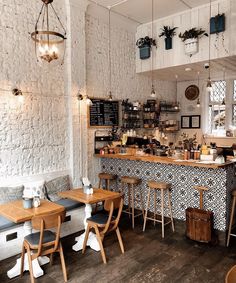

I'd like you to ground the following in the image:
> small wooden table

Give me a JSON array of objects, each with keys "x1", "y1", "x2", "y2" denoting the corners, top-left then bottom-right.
[
  {"x1": 0, "y1": 200, "x2": 65, "y2": 279},
  {"x1": 59, "y1": 188, "x2": 120, "y2": 252}
]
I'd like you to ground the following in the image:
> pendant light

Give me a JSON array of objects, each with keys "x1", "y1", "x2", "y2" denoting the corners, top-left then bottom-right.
[
  {"x1": 196, "y1": 71, "x2": 201, "y2": 107},
  {"x1": 174, "y1": 74, "x2": 179, "y2": 110},
  {"x1": 150, "y1": 0, "x2": 156, "y2": 98},
  {"x1": 221, "y1": 67, "x2": 226, "y2": 105},
  {"x1": 31, "y1": 0, "x2": 66, "y2": 65},
  {"x1": 206, "y1": 0, "x2": 212, "y2": 92},
  {"x1": 108, "y1": 8, "x2": 113, "y2": 101}
]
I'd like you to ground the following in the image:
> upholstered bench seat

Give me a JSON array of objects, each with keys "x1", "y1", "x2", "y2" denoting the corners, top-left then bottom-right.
[
  {"x1": 0, "y1": 216, "x2": 17, "y2": 231},
  {"x1": 55, "y1": 199, "x2": 84, "y2": 211}
]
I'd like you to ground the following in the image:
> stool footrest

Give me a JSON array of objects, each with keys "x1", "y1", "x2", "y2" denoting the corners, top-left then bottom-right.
[
  {"x1": 230, "y1": 233, "x2": 236, "y2": 237},
  {"x1": 146, "y1": 217, "x2": 172, "y2": 225},
  {"x1": 123, "y1": 210, "x2": 143, "y2": 218}
]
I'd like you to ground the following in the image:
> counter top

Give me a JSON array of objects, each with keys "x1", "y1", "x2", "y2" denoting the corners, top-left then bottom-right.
[{"x1": 95, "y1": 154, "x2": 235, "y2": 169}]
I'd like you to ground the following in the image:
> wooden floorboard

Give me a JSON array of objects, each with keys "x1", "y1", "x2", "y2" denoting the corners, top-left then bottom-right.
[{"x1": 1, "y1": 215, "x2": 236, "y2": 283}]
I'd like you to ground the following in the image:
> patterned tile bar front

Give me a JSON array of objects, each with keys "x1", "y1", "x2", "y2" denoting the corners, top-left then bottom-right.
[{"x1": 99, "y1": 157, "x2": 236, "y2": 231}]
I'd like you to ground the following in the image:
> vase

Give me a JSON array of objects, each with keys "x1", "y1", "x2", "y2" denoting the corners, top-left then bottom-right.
[
  {"x1": 184, "y1": 38, "x2": 198, "y2": 56},
  {"x1": 165, "y1": 37, "x2": 172, "y2": 50},
  {"x1": 139, "y1": 45, "x2": 151, "y2": 60}
]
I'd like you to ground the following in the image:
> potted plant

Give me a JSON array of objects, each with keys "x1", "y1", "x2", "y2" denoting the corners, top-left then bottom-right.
[
  {"x1": 179, "y1": 28, "x2": 208, "y2": 56},
  {"x1": 136, "y1": 36, "x2": 157, "y2": 60},
  {"x1": 210, "y1": 13, "x2": 225, "y2": 34},
  {"x1": 159, "y1": 26, "x2": 178, "y2": 50}
]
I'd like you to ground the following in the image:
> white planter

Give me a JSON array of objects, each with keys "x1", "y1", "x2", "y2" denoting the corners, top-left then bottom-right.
[{"x1": 184, "y1": 38, "x2": 198, "y2": 56}]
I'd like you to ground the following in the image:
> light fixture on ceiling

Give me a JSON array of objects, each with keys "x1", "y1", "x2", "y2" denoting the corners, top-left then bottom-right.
[
  {"x1": 150, "y1": 0, "x2": 157, "y2": 99},
  {"x1": 206, "y1": 0, "x2": 212, "y2": 92},
  {"x1": 196, "y1": 71, "x2": 201, "y2": 107},
  {"x1": 31, "y1": 0, "x2": 66, "y2": 64},
  {"x1": 108, "y1": 8, "x2": 113, "y2": 101}
]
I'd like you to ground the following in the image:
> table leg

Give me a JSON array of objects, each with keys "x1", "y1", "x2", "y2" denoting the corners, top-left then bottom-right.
[
  {"x1": 73, "y1": 203, "x2": 100, "y2": 252},
  {"x1": 7, "y1": 221, "x2": 50, "y2": 279}
]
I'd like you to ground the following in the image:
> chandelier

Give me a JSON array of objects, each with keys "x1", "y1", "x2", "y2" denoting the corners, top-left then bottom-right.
[{"x1": 31, "y1": 0, "x2": 66, "y2": 64}]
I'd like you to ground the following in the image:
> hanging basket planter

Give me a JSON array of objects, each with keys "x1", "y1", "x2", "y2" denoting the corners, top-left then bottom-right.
[
  {"x1": 139, "y1": 45, "x2": 151, "y2": 59},
  {"x1": 184, "y1": 38, "x2": 198, "y2": 56},
  {"x1": 165, "y1": 38, "x2": 172, "y2": 50},
  {"x1": 210, "y1": 13, "x2": 225, "y2": 34},
  {"x1": 136, "y1": 36, "x2": 157, "y2": 60}
]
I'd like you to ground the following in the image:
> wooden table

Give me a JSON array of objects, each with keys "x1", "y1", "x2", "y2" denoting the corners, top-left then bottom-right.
[
  {"x1": 0, "y1": 200, "x2": 65, "y2": 279},
  {"x1": 59, "y1": 188, "x2": 120, "y2": 252}
]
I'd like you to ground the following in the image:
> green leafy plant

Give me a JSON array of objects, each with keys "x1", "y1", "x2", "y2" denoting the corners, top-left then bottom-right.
[
  {"x1": 136, "y1": 36, "x2": 157, "y2": 48},
  {"x1": 159, "y1": 26, "x2": 178, "y2": 38},
  {"x1": 179, "y1": 28, "x2": 208, "y2": 42}
]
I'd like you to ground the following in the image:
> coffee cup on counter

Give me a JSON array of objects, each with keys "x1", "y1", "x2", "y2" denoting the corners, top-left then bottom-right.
[{"x1": 22, "y1": 197, "x2": 33, "y2": 209}]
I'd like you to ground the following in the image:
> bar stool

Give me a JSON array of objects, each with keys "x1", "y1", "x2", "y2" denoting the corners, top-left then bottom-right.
[
  {"x1": 143, "y1": 181, "x2": 175, "y2": 238},
  {"x1": 227, "y1": 189, "x2": 236, "y2": 247},
  {"x1": 98, "y1": 173, "x2": 117, "y2": 190},
  {"x1": 120, "y1": 176, "x2": 144, "y2": 229}
]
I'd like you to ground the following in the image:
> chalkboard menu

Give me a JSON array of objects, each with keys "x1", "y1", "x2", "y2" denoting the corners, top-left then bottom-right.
[{"x1": 89, "y1": 99, "x2": 119, "y2": 127}]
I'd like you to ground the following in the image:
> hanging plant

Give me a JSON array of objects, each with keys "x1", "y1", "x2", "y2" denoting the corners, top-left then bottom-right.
[
  {"x1": 159, "y1": 26, "x2": 178, "y2": 50},
  {"x1": 210, "y1": 13, "x2": 225, "y2": 34},
  {"x1": 136, "y1": 36, "x2": 157, "y2": 60},
  {"x1": 179, "y1": 28, "x2": 208, "y2": 56}
]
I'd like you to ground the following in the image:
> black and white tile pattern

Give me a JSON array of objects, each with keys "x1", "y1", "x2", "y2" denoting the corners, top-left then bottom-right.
[{"x1": 100, "y1": 158, "x2": 236, "y2": 231}]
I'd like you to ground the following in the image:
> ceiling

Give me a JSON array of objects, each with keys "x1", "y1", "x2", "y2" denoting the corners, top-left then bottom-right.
[{"x1": 91, "y1": 0, "x2": 216, "y2": 24}]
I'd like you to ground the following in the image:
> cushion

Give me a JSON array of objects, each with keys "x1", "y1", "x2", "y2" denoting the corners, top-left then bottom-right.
[
  {"x1": 45, "y1": 175, "x2": 70, "y2": 202},
  {"x1": 0, "y1": 186, "x2": 24, "y2": 205},
  {"x1": 23, "y1": 180, "x2": 45, "y2": 199},
  {"x1": 0, "y1": 216, "x2": 16, "y2": 230},
  {"x1": 24, "y1": 230, "x2": 56, "y2": 246},
  {"x1": 55, "y1": 199, "x2": 83, "y2": 211},
  {"x1": 87, "y1": 213, "x2": 115, "y2": 225}
]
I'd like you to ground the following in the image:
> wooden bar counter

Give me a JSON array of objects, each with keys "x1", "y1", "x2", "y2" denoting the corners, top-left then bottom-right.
[{"x1": 95, "y1": 153, "x2": 236, "y2": 236}]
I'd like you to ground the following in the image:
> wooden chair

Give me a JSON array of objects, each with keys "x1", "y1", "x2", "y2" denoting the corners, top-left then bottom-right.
[
  {"x1": 227, "y1": 189, "x2": 236, "y2": 247},
  {"x1": 82, "y1": 195, "x2": 124, "y2": 264},
  {"x1": 225, "y1": 265, "x2": 236, "y2": 283},
  {"x1": 20, "y1": 210, "x2": 67, "y2": 283}
]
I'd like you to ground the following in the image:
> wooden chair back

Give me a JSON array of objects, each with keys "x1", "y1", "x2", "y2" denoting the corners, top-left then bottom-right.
[
  {"x1": 31, "y1": 210, "x2": 65, "y2": 257},
  {"x1": 225, "y1": 265, "x2": 236, "y2": 283},
  {"x1": 102, "y1": 195, "x2": 124, "y2": 234}
]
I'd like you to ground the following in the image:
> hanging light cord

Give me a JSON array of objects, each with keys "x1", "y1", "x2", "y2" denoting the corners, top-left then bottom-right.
[
  {"x1": 208, "y1": 0, "x2": 212, "y2": 80},
  {"x1": 108, "y1": 8, "x2": 112, "y2": 96},
  {"x1": 151, "y1": 0, "x2": 154, "y2": 89},
  {"x1": 50, "y1": 3, "x2": 67, "y2": 36}
]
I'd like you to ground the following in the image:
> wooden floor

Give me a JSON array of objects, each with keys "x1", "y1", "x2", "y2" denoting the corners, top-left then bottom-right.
[{"x1": 1, "y1": 216, "x2": 236, "y2": 283}]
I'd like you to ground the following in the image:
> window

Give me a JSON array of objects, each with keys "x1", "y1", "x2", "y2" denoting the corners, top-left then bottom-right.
[
  {"x1": 207, "y1": 79, "x2": 236, "y2": 136},
  {"x1": 208, "y1": 80, "x2": 226, "y2": 135}
]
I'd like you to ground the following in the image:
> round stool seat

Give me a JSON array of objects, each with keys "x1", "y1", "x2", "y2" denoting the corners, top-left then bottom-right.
[
  {"x1": 232, "y1": 189, "x2": 236, "y2": 197},
  {"x1": 148, "y1": 181, "x2": 171, "y2": 190},
  {"x1": 121, "y1": 176, "x2": 141, "y2": 185},
  {"x1": 98, "y1": 173, "x2": 117, "y2": 180}
]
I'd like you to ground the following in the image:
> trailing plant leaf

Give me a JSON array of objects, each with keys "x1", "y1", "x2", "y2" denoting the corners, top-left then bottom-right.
[
  {"x1": 179, "y1": 28, "x2": 208, "y2": 42},
  {"x1": 136, "y1": 36, "x2": 157, "y2": 48},
  {"x1": 159, "y1": 26, "x2": 178, "y2": 38}
]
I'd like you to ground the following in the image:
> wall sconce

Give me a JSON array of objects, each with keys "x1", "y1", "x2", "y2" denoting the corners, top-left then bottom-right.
[{"x1": 77, "y1": 93, "x2": 92, "y2": 105}]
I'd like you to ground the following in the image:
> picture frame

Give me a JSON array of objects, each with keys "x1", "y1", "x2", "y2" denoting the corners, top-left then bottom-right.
[
  {"x1": 181, "y1": 116, "x2": 190, "y2": 129},
  {"x1": 191, "y1": 115, "x2": 201, "y2": 128},
  {"x1": 181, "y1": 115, "x2": 201, "y2": 129}
]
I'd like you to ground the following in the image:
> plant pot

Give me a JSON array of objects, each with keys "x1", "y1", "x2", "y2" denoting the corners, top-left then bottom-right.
[
  {"x1": 139, "y1": 45, "x2": 151, "y2": 60},
  {"x1": 184, "y1": 38, "x2": 198, "y2": 56},
  {"x1": 165, "y1": 37, "x2": 172, "y2": 50},
  {"x1": 210, "y1": 14, "x2": 225, "y2": 34}
]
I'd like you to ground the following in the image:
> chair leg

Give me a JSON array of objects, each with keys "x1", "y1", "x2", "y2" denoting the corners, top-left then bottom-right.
[
  {"x1": 20, "y1": 244, "x2": 25, "y2": 277},
  {"x1": 139, "y1": 187, "x2": 145, "y2": 219},
  {"x1": 50, "y1": 253, "x2": 53, "y2": 266},
  {"x1": 98, "y1": 178, "x2": 101, "y2": 189},
  {"x1": 143, "y1": 188, "x2": 151, "y2": 232},
  {"x1": 167, "y1": 189, "x2": 175, "y2": 232},
  {"x1": 116, "y1": 227, "x2": 124, "y2": 254},
  {"x1": 128, "y1": 185, "x2": 131, "y2": 218},
  {"x1": 59, "y1": 243, "x2": 68, "y2": 282},
  {"x1": 227, "y1": 196, "x2": 236, "y2": 247},
  {"x1": 26, "y1": 246, "x2": 35, "y2": 283},
  {"x1": 107, "y1": 179, "x2": 110, "y2": 190},
  {"x1": 94, "y1": 226, "x2": 107, "y2": 264},
  {"x1": 131, "y1": 185, "x2": 135, "y2": 229},
  {"x1": 161, "y1": 189, "x2": 165, "y2": 238},
  {"x1": 154, "y1": 189, "x2": 157, "y2": 227},
  {"x1": 82, "y1": 224, "x2": 90, "y2": 254}
]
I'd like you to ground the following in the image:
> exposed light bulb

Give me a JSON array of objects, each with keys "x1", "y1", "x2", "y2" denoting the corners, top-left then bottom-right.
[
  {"x1": 222, "y1": 98, "x2": 225, "y2": 106},
  {"x1": 150, "y1": 85, "x2": 156, "y2": 98},
  {"x1": 196, "y1": 98, "x2": 200, "y2": 108},
  {"x1": 108, "y1": 91, "x2": 113, "y2": 101},
  {"x1": 85, "y1": 95, "x2": 92, "y2": 106},
  {"x1": 206, "y1": 78, "x2": 212, "y2": 92}
]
